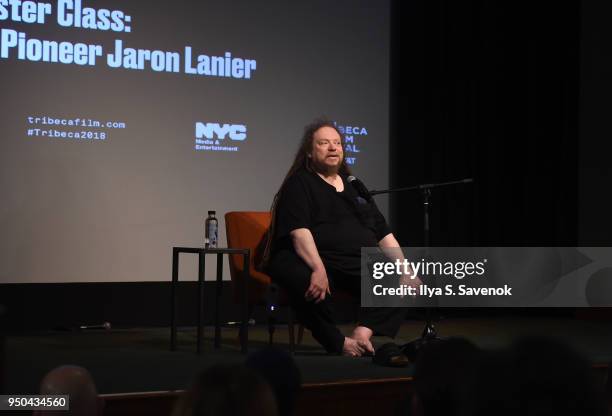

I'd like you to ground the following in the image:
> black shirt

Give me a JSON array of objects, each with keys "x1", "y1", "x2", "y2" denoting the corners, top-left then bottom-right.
[{"x1": 273, "y1": 168, "x2": 391, "y2": 275}]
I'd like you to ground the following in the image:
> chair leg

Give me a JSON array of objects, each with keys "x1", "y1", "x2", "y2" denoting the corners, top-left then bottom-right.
[
  {"x1": 297, "y1": 324, "x2": 304, "y2": 346},
  {"x1": 268, "y1": 306, "x2": 276, "y2": 346},
  {"x1": 267, "y1": 284, "x2": 279, "y2": 346},
  {"x1": 238, "y1": 304, "x2": 253, "y2": 351},
  {"x1": 288, "y1": 308, "x2": 295, "y2": 354},
  {"x1": 287, "y1": 307, "x2": 304, "y2": 347}
]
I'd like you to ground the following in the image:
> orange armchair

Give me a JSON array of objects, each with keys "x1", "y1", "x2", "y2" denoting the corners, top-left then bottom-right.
[{"x1": 225, "y1": 211, "x2": 301, "y2": 350}]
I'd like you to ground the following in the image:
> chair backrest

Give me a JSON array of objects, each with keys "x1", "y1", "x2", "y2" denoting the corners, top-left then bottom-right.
[{"x1": 225, "y1": 211, "x2": 272, "y2": 304}]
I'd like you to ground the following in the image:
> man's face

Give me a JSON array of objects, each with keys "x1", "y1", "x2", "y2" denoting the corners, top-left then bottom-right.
[{"x1": 310, "y1": 126, "x2": 344, "y2": 173}]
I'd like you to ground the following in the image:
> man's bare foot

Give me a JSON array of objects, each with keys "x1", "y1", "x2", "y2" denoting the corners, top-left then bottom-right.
[
  {"x1": 351, "y1": 326, "x2": 375, "y2": 355},
  {"x1": 343, "y1": 337, "x2": 368, "y2": 357}
]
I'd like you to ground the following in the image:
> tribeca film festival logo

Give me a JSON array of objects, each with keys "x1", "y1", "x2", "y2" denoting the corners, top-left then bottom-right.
[
  {"x1": 194, "y1": 121, "x2": 246, "y2": 152},
  {"x1": 334, "y1": 122, "x2": 367, "y2": 165}
]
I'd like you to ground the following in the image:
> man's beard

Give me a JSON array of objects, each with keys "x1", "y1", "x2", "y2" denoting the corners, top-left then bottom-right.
[{"x1": 314, "y1": 160, "x2": 341, "y2": 175}]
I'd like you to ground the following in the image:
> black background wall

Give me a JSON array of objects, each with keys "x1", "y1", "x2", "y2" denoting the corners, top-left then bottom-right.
[
  {"x1": 390, "y1": 0, "x2": 581, "y2": 247},
  {"x1": 579, "y1": 0, "x2": 612, "y2": 245},
  {"x1": 389, "y1": 0, "x2": 612, "y2": 321}
]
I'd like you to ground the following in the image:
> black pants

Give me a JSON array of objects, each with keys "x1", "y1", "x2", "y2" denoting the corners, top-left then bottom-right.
[{"x1": 267, "y1": 249, "x2": 407, "y2": 354}]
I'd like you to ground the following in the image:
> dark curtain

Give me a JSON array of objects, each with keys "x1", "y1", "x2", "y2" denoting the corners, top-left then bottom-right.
[{"x1": 390, "y1": 0, "x2": 580, "y2": 247}]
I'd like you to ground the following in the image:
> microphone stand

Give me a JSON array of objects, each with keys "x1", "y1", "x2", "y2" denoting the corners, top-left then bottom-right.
[{"x1": 370, "y1": 178, "x2": 473, "y2": 358}]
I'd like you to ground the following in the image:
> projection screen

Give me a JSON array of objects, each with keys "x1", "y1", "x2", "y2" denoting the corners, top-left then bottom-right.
[{"x1": 0, "y1": 0, "x2": 390, "y2": 283}]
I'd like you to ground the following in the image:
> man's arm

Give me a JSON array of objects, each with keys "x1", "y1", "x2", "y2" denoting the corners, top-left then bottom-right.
[
  {"x1": 378, "y1": 233, "x2": 403, "y2": 256},
  {"x1": 378, "y1": 233, "x2": 422, "y2": 289},
  {"x1": 290, "y1": 228, "x2": 330, "y2": 303}
]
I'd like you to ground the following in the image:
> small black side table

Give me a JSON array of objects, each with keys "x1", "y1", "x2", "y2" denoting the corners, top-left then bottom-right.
[{"x1": 170, "y1": 247, "x2": 250, "y2": 354}]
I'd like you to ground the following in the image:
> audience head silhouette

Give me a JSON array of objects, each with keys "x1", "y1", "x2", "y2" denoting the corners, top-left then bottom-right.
[
  {"x1": 173, "y1": 363, "x2": 278, "y2": 416},
  {"x1": 34, "y1": 365, "x2": 103, "y2": 416},
  {"x1": 471, "y1": 336, "x2": 607, "y2": 416},
  {"x1": 412, "y1": 337, "x2": 482, "y2": 416},
  {"x1": 246, "y1": 347, "x2": 302, "y2": 416}
]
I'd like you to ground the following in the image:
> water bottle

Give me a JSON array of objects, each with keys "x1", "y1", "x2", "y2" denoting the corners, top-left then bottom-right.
[{"x1": 205, "y1": 210, "x2": 218, "y2": 248}]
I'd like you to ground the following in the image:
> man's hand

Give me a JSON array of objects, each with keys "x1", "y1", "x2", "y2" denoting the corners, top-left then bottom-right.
[
  {"x1": 378, "y1": 233, "x2": 422, "y2": 298},
  {"x1": 399, "y1": 271, "x2": 422, "y2": 298},
  {"x1": 343, "y1": 337, "x2": 369, "y2": 357},
  {"x1": 289, "y1": 228, "x2": 329, "y2": 303},
  {"x1": 305, "y1": 267, "x2": 331, "y2": 303}
]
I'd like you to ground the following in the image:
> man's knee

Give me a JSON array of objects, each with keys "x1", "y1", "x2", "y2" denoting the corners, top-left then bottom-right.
[{"x1": 267, "y1": 250, "x2": 312, "y2": 295}]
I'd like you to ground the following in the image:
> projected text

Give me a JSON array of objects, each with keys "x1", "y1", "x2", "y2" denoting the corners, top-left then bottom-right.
[
  {"x1": 26, "y1": 114, "x2": 126, "y2": 141},
  {"x1": 0, "y1": 0, "x2": 257, "y2": 78}
]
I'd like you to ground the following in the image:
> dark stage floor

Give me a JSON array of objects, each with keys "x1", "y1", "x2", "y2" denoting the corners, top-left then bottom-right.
[{"x1": 4, "y1": 316, "x2": 612, "y2": 395}]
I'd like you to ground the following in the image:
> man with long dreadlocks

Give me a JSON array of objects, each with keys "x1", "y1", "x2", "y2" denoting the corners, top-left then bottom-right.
[{"x1": 263, "y1": 118, "x2": 419, "y2": 365}]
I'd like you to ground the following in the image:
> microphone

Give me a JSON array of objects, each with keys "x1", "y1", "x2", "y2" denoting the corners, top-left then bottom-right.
[
  {"x1": 79, "y1": 322, "x2": 112, "y2": 330},
  {"x1": 347, "y1": 176, "x2": 372, "y2": 202}
]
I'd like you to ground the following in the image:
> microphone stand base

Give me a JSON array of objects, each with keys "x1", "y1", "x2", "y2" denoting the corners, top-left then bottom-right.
[{"x1": 400, "y1": 323, "x2": 446, "y2": 362}]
